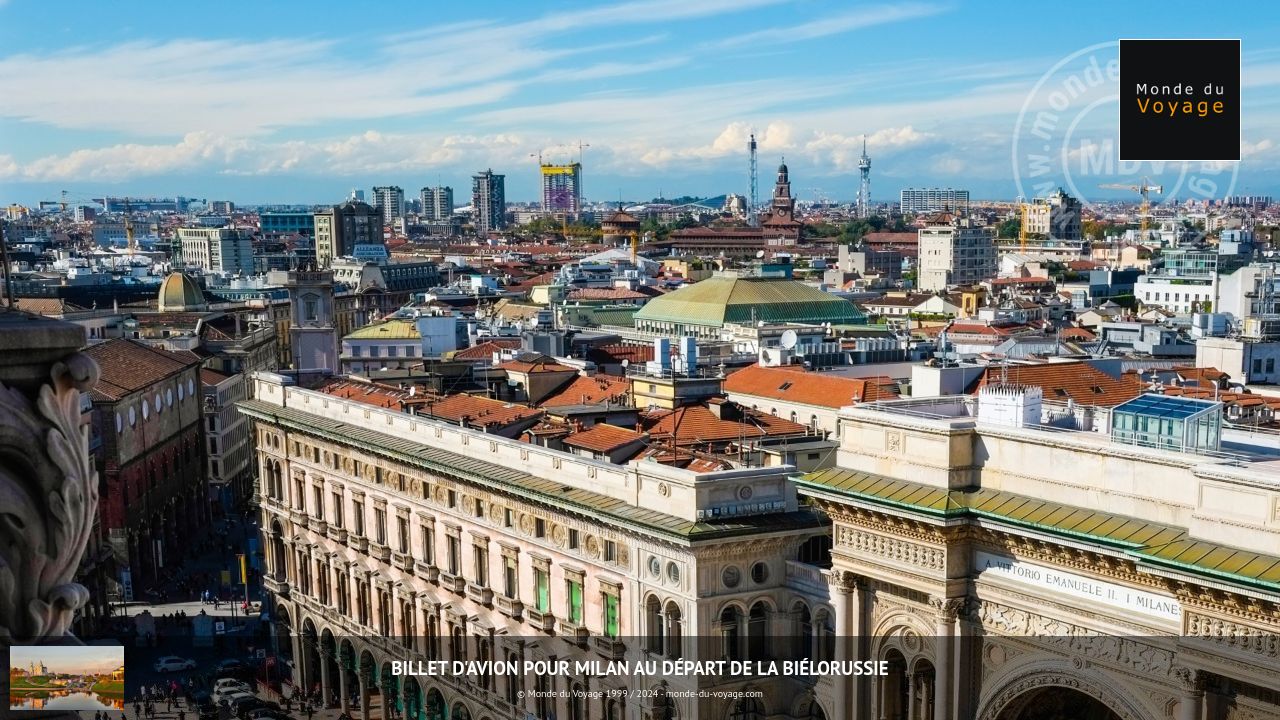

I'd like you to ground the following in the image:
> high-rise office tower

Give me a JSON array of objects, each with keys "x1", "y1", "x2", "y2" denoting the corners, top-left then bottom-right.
[{"x1": 472, "y1": 170, "x2": 507, "y2": 234}]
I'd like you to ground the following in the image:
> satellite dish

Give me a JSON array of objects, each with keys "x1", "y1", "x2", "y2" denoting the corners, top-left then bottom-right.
[
  {"x1": 621, "y1": 359, "x2": 630, "y2": 368},
  {"x1": 780, "y1": 329, "x2": 799, "y2": 349},
  {"x1": 756, "y1": 249, "x2": 766, "y2": 259}
]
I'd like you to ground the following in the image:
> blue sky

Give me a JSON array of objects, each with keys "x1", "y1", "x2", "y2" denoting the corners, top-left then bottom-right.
[
  {"x1": 10, "y1": 645, "x2": 123, "y2": 674},
  {"x1": 0, "y1": 0, "x2": 1278, "y2": 206}
]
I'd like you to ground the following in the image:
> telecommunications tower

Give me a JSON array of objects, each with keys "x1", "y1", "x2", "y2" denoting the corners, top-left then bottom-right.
[
  {"x1": 748, "y1": 133, "x2": 759, "y2": 226},
  {"x1": 857, "y1": 135, "x2": 871, "y2": 218}
]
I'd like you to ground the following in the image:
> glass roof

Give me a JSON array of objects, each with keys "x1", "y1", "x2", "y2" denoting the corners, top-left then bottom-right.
[{"x1": 1112, "y1": 393, "x2": 1219, "y2": 419}]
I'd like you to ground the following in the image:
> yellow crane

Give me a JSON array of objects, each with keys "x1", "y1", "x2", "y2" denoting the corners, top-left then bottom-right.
[
  {"x1": 1019, "y1": 202, "x2": 1029, "y2": 252},
  {"x1": 1099, "y1": 177, "x2": 1162, "y2": 241}
]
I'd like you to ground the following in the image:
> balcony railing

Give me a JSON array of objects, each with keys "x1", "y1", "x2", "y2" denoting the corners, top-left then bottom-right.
[
  {"x1": 495, "y1": 595, "x2": 523, "y2": 620},
  {"x1": 593, "y1": 636, "x2": 625, "y2": 661},
  {"x1": 439, "y1": 571, "x2": 466, "y2": 595},
  {"x1": 785, "y1": 560, "x2": 830, "y2": 597},
  {"x1": 416, "y1": 562, "x2": 440, "y2": 583},
  {"x1": 369, "y1": 542, "x2": 392, "y2": 563},
  {"x1": 466, "y1": 583, "x2": 494, "y2": 607},
  {"x1": 558, "y1": 619, "x2": 589, "y2": 646},
  {"x1": 524, "y1": 608, "x2": 556, "y2": 633}
]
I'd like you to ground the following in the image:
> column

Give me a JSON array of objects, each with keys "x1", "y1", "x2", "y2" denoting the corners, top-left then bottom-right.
[
  {"x1": 359, "y1": 672, "x2": 371, "y2": 720},
  {"x1": 905, "y1": 670, "x2": 918, "y2": 720},
  {"x1": 319, "y1": 644, "x2": 331, "y2": 709},
  {"x1": 930, "y1": 597, "x2": 959, "y2": 720},
  {"x1": 1177, "y1": 668, "x2": 1204, "y2": 720},
  {"x1": 825, "y1": 570, "x2": 853, "y2": 720},
  {"x1": 850, "y1": 577, "x2": 868, "y2": 720},
  {"x1": 339, "y1": 658, "x2": 350, "y2": 715},
  {"x1": 290, "y1": 627, "x2": 306, "y2": 698}
]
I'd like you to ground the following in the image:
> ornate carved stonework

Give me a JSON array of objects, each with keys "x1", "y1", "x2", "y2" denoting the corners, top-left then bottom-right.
[
  {"x1": 1185, "y1": 613, "x2": 1280, "y2": 659},
  {"x1": 0, "y1": 314, "x2": 100, "y2": 643},
  {"x1": 837, "y1": 525, "x2": 945, "y2": 571},
  {"x1": 975, "y1": 600, "x2": 1175, "y2": 677}
]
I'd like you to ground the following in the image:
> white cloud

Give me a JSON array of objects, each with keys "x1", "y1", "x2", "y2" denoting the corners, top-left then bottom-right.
[
  {"x1": 711, "y1": 3, "x2": 947, "y2": 49},
  {"x1": 0, "y1": 0, "x2": 777, "y2": 138}
]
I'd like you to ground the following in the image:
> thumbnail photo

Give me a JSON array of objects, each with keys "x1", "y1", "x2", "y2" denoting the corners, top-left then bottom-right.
[{"x1": 9, "y1": 645, "x2": 125, "y2": 714}]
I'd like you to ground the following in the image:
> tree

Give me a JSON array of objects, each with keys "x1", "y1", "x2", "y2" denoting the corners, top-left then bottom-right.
[{"x1": 996, "y1": 218, "x2": 1021, "y2": 239}]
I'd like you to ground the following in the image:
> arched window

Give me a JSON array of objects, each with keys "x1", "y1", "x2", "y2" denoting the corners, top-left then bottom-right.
[
  {"x1": 790, "y1": 411, "x2": 798, "y2": 423},
  {"x1": 664, "y1": 601, "x2": 683, "y2": 660},
  {"x1": 719, "y1": 606, "x2": 742, "y2": 662},
  {"x1": 729, "y1": 698, "x2": 763, "y2": 720},
  {"x1": 792, "y1": 602, "x2": 812, "y2": 661},
  {"x1": 646, "y1": 596, "x2": 664, "y2": 654},
  {"x1": 748, "y1": 602, "x2": 768, "y2": 661},
  {"x1": 652, "y1": 686, "x2": 676, "y2": 720},
  {"x1": 814, "y1": 610, "x2": 835, "y2": 662},
  {"x1": 569, "y1": 683, "x2": 586, "y2": 720},
  {"x1": 452, "y1": 703, "x2": 472, "y2": 720}
]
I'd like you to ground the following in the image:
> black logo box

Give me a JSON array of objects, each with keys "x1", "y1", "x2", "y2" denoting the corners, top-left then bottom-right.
[{"x1": 1119, "y1": 39, "x2": 1240, "y2": 162}]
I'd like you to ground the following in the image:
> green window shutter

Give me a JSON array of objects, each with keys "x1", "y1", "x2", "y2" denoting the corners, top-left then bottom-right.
[
  {"x1": 604, "y1": 594, "x2": 620, "y2": 638},
  {"x1": 536, "y1": 570, "x2": 550, "y2": 612},
  {"x1": 569, "y1": 581, "x2": 583, "y2": 624}
]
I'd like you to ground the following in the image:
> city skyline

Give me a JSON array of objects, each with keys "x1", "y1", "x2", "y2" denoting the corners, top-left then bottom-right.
[
  {"x1": 9, "y1": 645, "x2": 123, "y2": 675},
  {"x1": 0, "y1": 0, "x2": 1278, "y2": 205}
]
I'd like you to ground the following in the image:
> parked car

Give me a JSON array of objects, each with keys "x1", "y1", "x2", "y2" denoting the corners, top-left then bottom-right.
[
  {"x1": 232, "y1": 696, "x2": 279, "y2": 720},
  {"x1": 214, "y1": 688, "x2": 256, "y2": 706},
  {"x1": 214, "y1": 678, "x2": 251, "y2": 693},
  {"x1": 153, "y1": 656, "x2": 197, "y2": 673},
  {"x1": 247, "y1": 709, "x2": 292, "y2": 720}
]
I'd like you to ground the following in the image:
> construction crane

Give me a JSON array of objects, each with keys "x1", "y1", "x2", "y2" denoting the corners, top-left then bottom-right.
[
  {"x1": 1099, "y1": 177, "x2": 1162, "y2": 241},
  {"x1": 123, "y1": 197, "x2": 136, "y2": 256}
]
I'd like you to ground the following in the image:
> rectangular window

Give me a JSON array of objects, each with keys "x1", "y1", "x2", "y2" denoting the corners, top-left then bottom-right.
[
  {"x1": 1269, "y1": 358, "x2": 1276, "y2": 374},
  {"x1": 604, "y1": 593, "x2": 620, "y2": 638},
  {"x1": 332, "y1": 492, "x2": 344, "y2": 528},
  {"x1": 567, "y1": 579, "x2": 583, "y2": 624},
  {"x1": 447, "y1": 490, "x2": 457, "y2": 508},
  {"x1": 352, "y1": 501, "x2": 364, "y2": 535},
  {"x1": 535, "y1": 568, "x2": 550, "y2": 612},
  {"x1": 504, "y1": 556, "x2": 518, "y2": 600},
  {"x1": 535, "y1": 518, "x2": 545, "y2": 538},
  {"x1": 568, "y1": 529, "x2": 579, "y2": 550},
  {"x1": 397, "y1": 516, "x2": 409, "y2": 553},
  {"x1": 374, "y1": 508, "x2": 387, "y2": 545},
  {"x1": 421, "y1": 525, "x2": 435, "y2": 564},
  {"x1": 473, "y1": 545, "x2": 488, "y2": 586},
  {"x1": 504, "y1": 509, "x2": 513, "y2": 528},
  {"x1": 604, "y1": 541, "x2": 616, "y2": 562},
  {"x1": 312, "y1": 486, "x2": 324, "y2": 521},
  {"x1": 447, "y1": 535, "x2": 460, "y2": 574},
  {"x1": 474, "y1": 498, "x2": 484, "y2": 518}
]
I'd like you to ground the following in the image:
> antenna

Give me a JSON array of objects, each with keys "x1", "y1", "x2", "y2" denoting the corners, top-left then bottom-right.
[
  {"x1": 857, "y1": 134, "x2": 871, "y2": 219},
  {"x1": 748, "y1": 132, "x2": 759, "y2": 227}
]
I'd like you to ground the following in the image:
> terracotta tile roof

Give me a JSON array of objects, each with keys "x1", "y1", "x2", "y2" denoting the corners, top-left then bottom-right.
[
  {"x1": 83, "y1": 338, "x2": 201, "y2": 401},
  {"x1": 1068, "y1": 260, "x2": 1102, "y2": 271},
  {"x1": 863, "y1": 293, "x2": 932, "y2": 308},
  {"x1": 563, "y1": 423, "x2": 648, "y2": 454},
  {"x1": 640, "y1": 404, "x2": 810, "y2": 445},
  {"x1": 1058, "y1": 327, "x2": 1097, "y2": 341},
  {"x1": 452, "y1": 339, "x2": 522, "y2": 361},
  {"x1": 200, "y1": 368, "x2": 230, "y2": 387},
  {"x1": 539, "y1": 374, "x2": 633, "y2": 408},
  {"x1": 1169, "y1": 366, "x2": 1229, "y2": 388},
  {"x1": 585, "y1": 343, "x2": 655, "y2": 367},
  {"x1": 967, "y1": 361, "x2": 1143, "y2": 407},
  {"x1": 320, "y1": 379, "x2": 411, "y2": 409},
  {"x1": 566, "y1": 287, "x2": 651, "y2": 301},
  {"x1": 989, "y1": 276, "x2": 1054, "y2": 286},
  {"x1": 415, "y1": 393, "x2": 543, "y2": 428},
  {"x1": 497, "y1": 356, "x2": 576, "y2": 374},
  {"x1": 722, "y1": 364, "x2": 899, "y2": 408}
]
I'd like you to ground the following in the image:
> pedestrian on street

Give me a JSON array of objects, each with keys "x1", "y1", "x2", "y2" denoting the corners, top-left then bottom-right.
[{"x1": 307, "y1": 703, "x2": 315, "y2": 720}]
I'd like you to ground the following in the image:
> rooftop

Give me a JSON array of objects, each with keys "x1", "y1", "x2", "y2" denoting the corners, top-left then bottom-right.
[
  {"x1": 723, "y1": 364, "x2": 899, "y2": 409},
  {"x1": 83, "y1": 338, "x2": 201, "y2": 401},
  {"x1": 633, "y1": 274, "x2": 866, "y2": 328},
  {"x1": 343, "y1": 318, "x2": 421, "y2": 341}
]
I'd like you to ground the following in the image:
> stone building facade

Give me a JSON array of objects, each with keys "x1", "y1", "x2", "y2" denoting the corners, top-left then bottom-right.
[
  {"x1": 242, "y1": 372, "x2": 840, "y2": 720},
  {"x1": 797, "y1": 389, "x2": 1280, "y2": 720}
]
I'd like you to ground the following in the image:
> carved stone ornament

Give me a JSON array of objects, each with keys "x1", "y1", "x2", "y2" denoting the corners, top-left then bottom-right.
[{"x1": 0, "y1": 312, "x2": 101, "y2": 644}]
